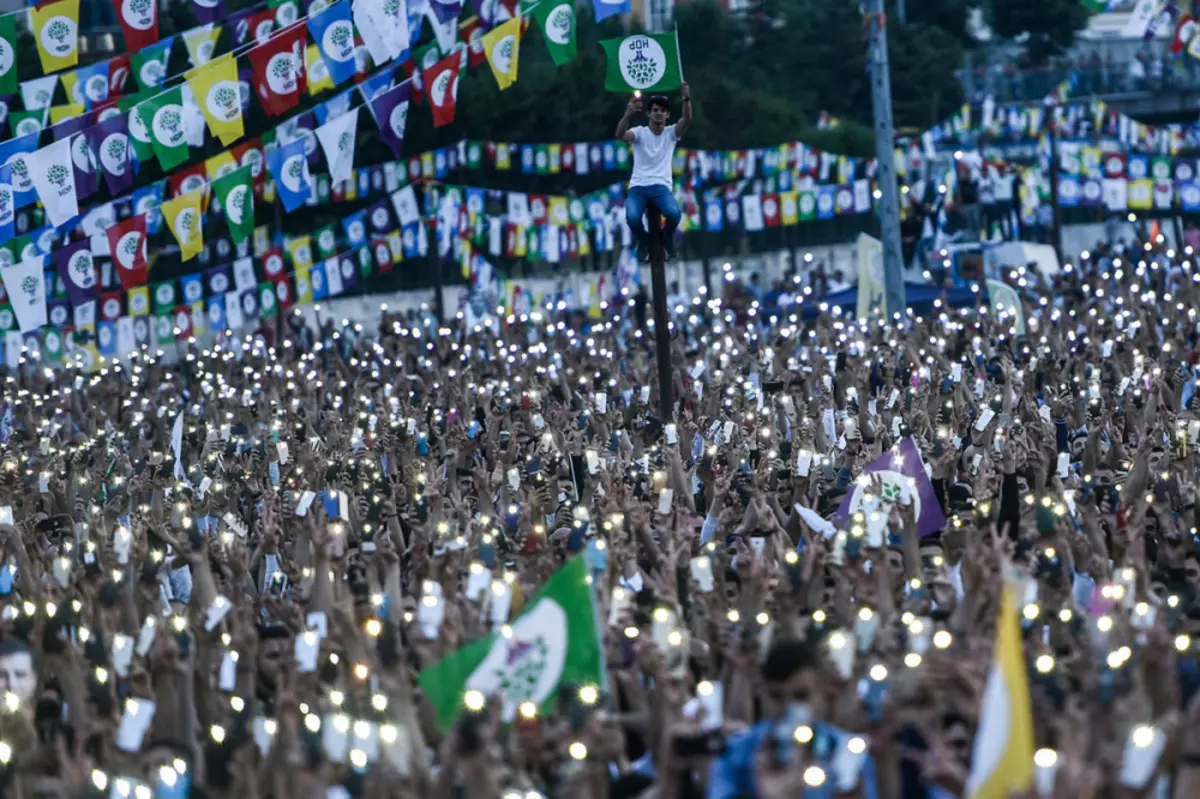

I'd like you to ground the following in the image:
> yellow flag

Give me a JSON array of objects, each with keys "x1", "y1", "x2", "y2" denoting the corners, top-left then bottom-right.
[
  {"x1": 306, "y1": 45, "x2": 334, "y2": 95},
  {"x1": 49, "y1": 103, "x2": 84, "y2": 125},
  {"x1": 186, "y1": 54, "x2": 244, "y2": 147},
  {"x1": 780, "y1": 191, "x2": 799, "y2": 225},
  {"x1": 161, "y1": 189, "x2": 205, "y2": 262},
  {"x1": 182, "y1": 23, "x2": 220, "y2": 67},
  {"x1": 294, "y1": 265, "x2": 312, "y2": 304},
  {"x1": 205, "y1": 150, "x2": 238, "y2": 182},
  {"x1": 965, "y1": 584, "x2": 1034, "y2": 799},
  {"x1": 285, "y1": 235, "x2": 313, "y2": 269},
  {"x1": 32, "y1": 0, "x2": 80, "y2": 74},
  {"x1": 481, "y1": 16, "x2": 520, "y2": 90},
  {"x1": 127, "y1": 286, "x2": 150, "y2": 317}
]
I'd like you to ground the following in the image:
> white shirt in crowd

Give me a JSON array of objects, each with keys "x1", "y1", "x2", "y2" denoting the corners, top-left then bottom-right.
[{"x1": 628, "y1": 124, "x2": 678, "y2": 189}]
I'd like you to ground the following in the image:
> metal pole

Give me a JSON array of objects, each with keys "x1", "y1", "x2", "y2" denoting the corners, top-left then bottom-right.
[
  {"x1": 648, "y1": 208, "x2": 673, "y2": 421},
  {"x1": 865, "y1": 0, "x2": 907, "y2": 322},
  {"x1": 1046, "y1": 104, "x2": 1063, "y2": 265}
]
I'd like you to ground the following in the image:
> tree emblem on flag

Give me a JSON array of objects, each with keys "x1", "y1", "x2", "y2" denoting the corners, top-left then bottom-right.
[
  {"x1": 20, "y1": 275, "x2": 36, "y2": 301},
  {"x1": 211, "y1": 85, "x2": 238, "y2": 117},
  {"x1": 337, "y1": 131, "x2": 351, "y2": 152},
  {"x1": 43, "y1": 18, "x2": 75, "y2": 55},
  {"x1": 285, "y1": 157, "x2": 304, "y2": 186},
  {"x1": 383, "y1": 0, "x2": 400, "y2": 16},
  {"x1": 124, "y1": 0, "x2": 153, "y2": 27},
  {"x1": 46, "y1": 163, "x2": 69, "y2": 189},
  {"x1": 619, "y1": 36, "x2": 666, "y2": 89},
  {"x1": 491, "y1": 637, "x2": 549, "y2": 704},
  {"x1": 70, "y1": 252, "x2": 95, "y2": 287},
  {"x1": 546, "y1": 5, "x2": 573, "y2": 44},
  {"x1": 118, "y1": 233, "x2": 141, "y2": 268},
  {"x1": 324, "y1": 21, "x2": 353, "y2": 59},
  {"x1": 153, "y1": 106, "x2": 184, "y2": 146}
]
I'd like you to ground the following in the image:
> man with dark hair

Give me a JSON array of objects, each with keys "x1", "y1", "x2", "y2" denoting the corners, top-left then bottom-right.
[
  {"x1": 707, "y1": 637, "x2": 880, "y2": 798},
  {"x1": 616, "y1": 84, "x2": 692, "y2": 263},
  {"x1": 0, "y1": 638, "x2": 35, "y2": 701}
]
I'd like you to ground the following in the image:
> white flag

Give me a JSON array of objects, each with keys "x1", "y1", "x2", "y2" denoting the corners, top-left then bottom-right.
[
  {"x1": 115, "y1": 316, "x2": 135, "y2": 357},
  {"x1": 380, "y1": 0, "x2": 410, "y2": 59},
  {"x1": 391, "y1": 184, "x2": 419, "y2": 225},
  {"x1": 171, "y1": 412, "x2": 185, "y2": 480},
  {"x1": 315, "y1": 107, "x2": 358, "y2": 188},
  {"x1": 19, "y1": 76, "x2": 58, "y2": 111},
  {"x1": 353, "y1": 0, "x2": 394, "y2": 66},
  {"x1": 0, "y1": 256, "x2": 47, "y2": 332},
  {"x1": 28, "y1": 138, "x2": 78, "y2": 227},
  {"x1": 325, "y1": 256, "x2": 345, "y2": 296}
]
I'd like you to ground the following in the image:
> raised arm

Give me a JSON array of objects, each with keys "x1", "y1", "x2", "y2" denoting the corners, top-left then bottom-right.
[
  {"x1": 675, "y1": 82, "x2": 692, "y2": 139},
  {"x1": 616, "y1": 95, "x2": 641, "y2": 142}
]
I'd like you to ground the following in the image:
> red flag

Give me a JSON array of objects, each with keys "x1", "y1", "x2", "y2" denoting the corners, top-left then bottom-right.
[
  {"x1": 99, "y1": 291, "x2": 123, "y2": 321},
  {"x1": 271, "y1": 274, "x2": 294, "y2": 310},
  {"x1": 113, "y1": 0, "x2": 159, "y2": 53},
  {"x1": 763, "y1": 193, "x2": 780, "y2": 227},
  {"x1": 172, "y1": 305, "x2": 193, "y2": 340},
  {"x1": 169, "y1": 162, "x2": 208, "y2": 201},
  {"x1": 108, "y1": 213, "x2": 148, "y2": 291},
  {"x1": 422, "y1": 53, "x2": 460, "y2": 128},
  {"x1": 372, "y1": 237, "x2": 394, "y2": 273},
  {"x1": 459, "y1": 18, "x2": 486, "y2": 68},
  {"x1": 1172, "y1": 15, "x2": 1196, "y2": 53},
  {"x1": 529, "y1": 195, "x2": 548, "y2": 224},
  {"x1": 249, "y1": 23, "x2": 306, "y2": 116},
  {"x1": 108, "y1": 54, "x2": 131, "y2": 96},
  {"x1": 232, "y1": 138, "x2": 267, "y2": 192}
]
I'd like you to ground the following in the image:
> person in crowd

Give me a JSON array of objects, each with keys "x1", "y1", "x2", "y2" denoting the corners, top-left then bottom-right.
[{"x1": 4, "y1": 232, "x2": 1200, "y2": 799}]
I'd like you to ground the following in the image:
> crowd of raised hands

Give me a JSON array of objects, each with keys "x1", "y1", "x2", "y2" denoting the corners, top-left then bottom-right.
[{"x1": 2, "y1": 236, "x2": 1200, "y2": 799}]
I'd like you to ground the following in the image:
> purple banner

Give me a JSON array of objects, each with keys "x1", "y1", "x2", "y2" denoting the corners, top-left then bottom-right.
[
  {"x1": 370, "y1": 80, "x2": 411, "y2": 159},
  {"x1": 89, "y1": 113, "x2": 133, "y2": 195},
  {"x1": 192, "y1": 0, "x2": 226, "y2": 23},
  {"x1": 69, "y1": 132, "x2": 99, "y2": 201},
  {"x1": 429, "y1": 0, "x2": 462, "y2": 24},
  {"x1": 53, "y1": 238, "x2": 99, "y2": 307},
  {"x1": 835, "y1": 436, "x2": 947, "y2": 538}
]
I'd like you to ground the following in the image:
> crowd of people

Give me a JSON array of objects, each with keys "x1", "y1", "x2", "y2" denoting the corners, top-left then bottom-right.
[{"x1": 0, "y1": 218, "x2": 1197, "y2": 799}]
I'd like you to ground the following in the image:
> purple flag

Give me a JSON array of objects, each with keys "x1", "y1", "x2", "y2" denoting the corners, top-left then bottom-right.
[
  {"x1": 229, "y1": 6, "x2": 258, "y2": 45},
  {"x1": 89, "y1": 113, "x2": 133, "y2": 195},
  {"x1": 429, "y1": 0, "x2": 462, "y2": 24},
  {"x1": 53, "y1": 116, "x2": 86, "y2": 141},
  {"x1": 370, "y1": 80, "x2": 411, "y2": 159},
  {"x1": 192, "y1": 0, "x2": 226, "y2": 24},
  {"x1": 53, "y1": 239, "x2": 99, "y2": 307},
  {"x1": 835, "y1": 436, "x2": 947, "y2": 538},
  {"x1": 69, "y1": 132, "x2": 99, "y2": 201}
]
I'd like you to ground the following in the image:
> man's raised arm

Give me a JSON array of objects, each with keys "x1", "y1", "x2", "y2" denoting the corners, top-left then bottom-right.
[{"x1": 616, "y1": 95, "x2": 640, "y2": 142}]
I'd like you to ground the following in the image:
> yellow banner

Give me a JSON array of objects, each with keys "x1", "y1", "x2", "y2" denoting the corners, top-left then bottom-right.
[
  {"x1": 161, "y1": 189, "x2": 205, "y2": 262},
  {"x1": 481, "y1": 16, "x2": 520, "y2": 90},
  {"x1": 186, "y1": 54, "x2": 244, "y2": 147},
  {"x1": 49, "y1": 103, "x2": 84, "y2": 125},
  {"x1": 294, "y1": 265, "x2": 313, "y2": 304},
  {"x1": 127, "y1": 286, "x2": 150, "y2": 317},
  {"x1": 205, "y1": 150, "x2": 238, "y2": 182},
  {"x1": 306, "y1": 45, "x2": 334, "y2": 95},
  {"x1": 286, "y1": 235, "x2": 313, "y2": 270},
  {"x1": 780, "y1": 191, "x2": 799, "y2": 225},
  {"x1": 182, "y1": 23, "x2": 220, "y2": 67},
  {"x1": 32, "y1": 0, "x2": 80, "y2": 74}
]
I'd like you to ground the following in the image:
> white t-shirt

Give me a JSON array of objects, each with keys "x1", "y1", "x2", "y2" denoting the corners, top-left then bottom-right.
[{"x1": 628, "y1": 124, "x2": 677, "y2": 188}]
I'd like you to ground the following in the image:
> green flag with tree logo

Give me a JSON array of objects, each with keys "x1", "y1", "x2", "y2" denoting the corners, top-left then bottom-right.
[
  {"x1": 212, "y1": 165, "x2": 254, "y2": 245},
  {"x1": 531, "y1": 0, "x2": 577, "y2": 66},
  {"x1": 599, "y1": 31, "x2": 682, "y2": 93},
  {"x1": 418, "y1": 555, "x2": 604, "y2": 730},
  {"x1": 137, "y1": 86, "x2": 189, "y2": 170}
]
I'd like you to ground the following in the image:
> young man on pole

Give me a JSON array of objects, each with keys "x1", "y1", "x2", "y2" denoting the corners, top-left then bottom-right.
[{"x1": 615, "y1": 82, "x2": 691, "y2": 262}]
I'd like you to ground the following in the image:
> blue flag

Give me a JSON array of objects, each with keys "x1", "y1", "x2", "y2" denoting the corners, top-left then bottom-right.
[
  {"x1": 0, "y1": 164, "x2": 14, "y2": 248},
  {"x1": 267, "y1": 138, "x2": 313, "y2": 213},
  {"x1": 0, "y1": 134, "x2": 39, "y2": 210},
  {"x1": 308, "y1": 2, "x2": 358, "y2": 86},
  {"x1": 310, "y1": 259, "x2": 328, "y2": 300},
  {"x1": 592, "y1": 0, "x2": 630, "y2": 22}
]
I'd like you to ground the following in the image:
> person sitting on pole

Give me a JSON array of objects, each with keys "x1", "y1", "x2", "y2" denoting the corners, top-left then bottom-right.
[{"x1": 615, "y1": 83, "x2": 691, "y2": 263}]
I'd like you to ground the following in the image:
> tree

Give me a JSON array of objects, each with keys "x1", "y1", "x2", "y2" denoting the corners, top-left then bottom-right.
[{"x1": 988, "y1": 0, "x2": 1089, "y2": 64}]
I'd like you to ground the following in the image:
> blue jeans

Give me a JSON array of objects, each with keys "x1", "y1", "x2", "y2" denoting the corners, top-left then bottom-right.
[{"x1": 625, "y1": 184, "x2": 681, "y2": 249}]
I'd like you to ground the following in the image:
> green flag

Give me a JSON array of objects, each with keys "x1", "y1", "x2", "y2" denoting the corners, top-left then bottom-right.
[
  {"x1": 258, "y1": 282, "x2": 277, "y2": 317},
  {"x1": 9, "y1": 110, "x2": 45, "y2": 139},
  {"x1": 531, "y1": 0, "x2": 576, "y2": 66},
  {"x1": 599, "y1": 32, "x2": 682, "y2": 93},
  {"x1": 418, "y1": 555, "x2": 604, "y2": 730},
  {"x1": 155, "y1": 313, "x2": 174, "y2": 346},
  {"x1": 138, "y1": 86, "x2": 190, "y2": 170},
  {"x1": 153, "y1": 280, "x2": 176, "y2": 314},
  {"x1": 131, "y1": 39, "x2": 172, "y2": 91},
  {"x1": 212, "y1": 165, "x2": 255, "y2": 245},
  {"x1": 314, "y1": 224, "x2": 337, "y2": 258},
  {"x1": 42, "y1": 327, "x2": 64, "y2": 364},
  {"x1": 0, "y1": 17, "x2": 18, "y2": 97}
]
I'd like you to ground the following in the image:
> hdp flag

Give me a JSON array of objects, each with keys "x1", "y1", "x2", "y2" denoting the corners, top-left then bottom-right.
[
  {"x1": 267, "y1": 137, "x2": 312, "y2": 212},
  {"x1": 418, "y1": 555, "x2": 603, "y2": 730},
  {"x1": 308, "y1": 1, "x2": 357, "y2": 85},
  {"x1": 835, "y1": 436, "x2": 946, "y2": 537},
  {"x1": 481, "y1": 17, "x2": 520, "y2": 90},
  {"x1": 32, "y1": 0, "x2": 80, "y2": 74},
  {"x1": 599, "y1": 31, "x2": 682, "y2": 93},
  {"x1": 161, "y1": 189, "x2": 205, "y2": 262},
  {"x1": 965, "y1": 584, "x2": 1034, "y2": 799}
]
